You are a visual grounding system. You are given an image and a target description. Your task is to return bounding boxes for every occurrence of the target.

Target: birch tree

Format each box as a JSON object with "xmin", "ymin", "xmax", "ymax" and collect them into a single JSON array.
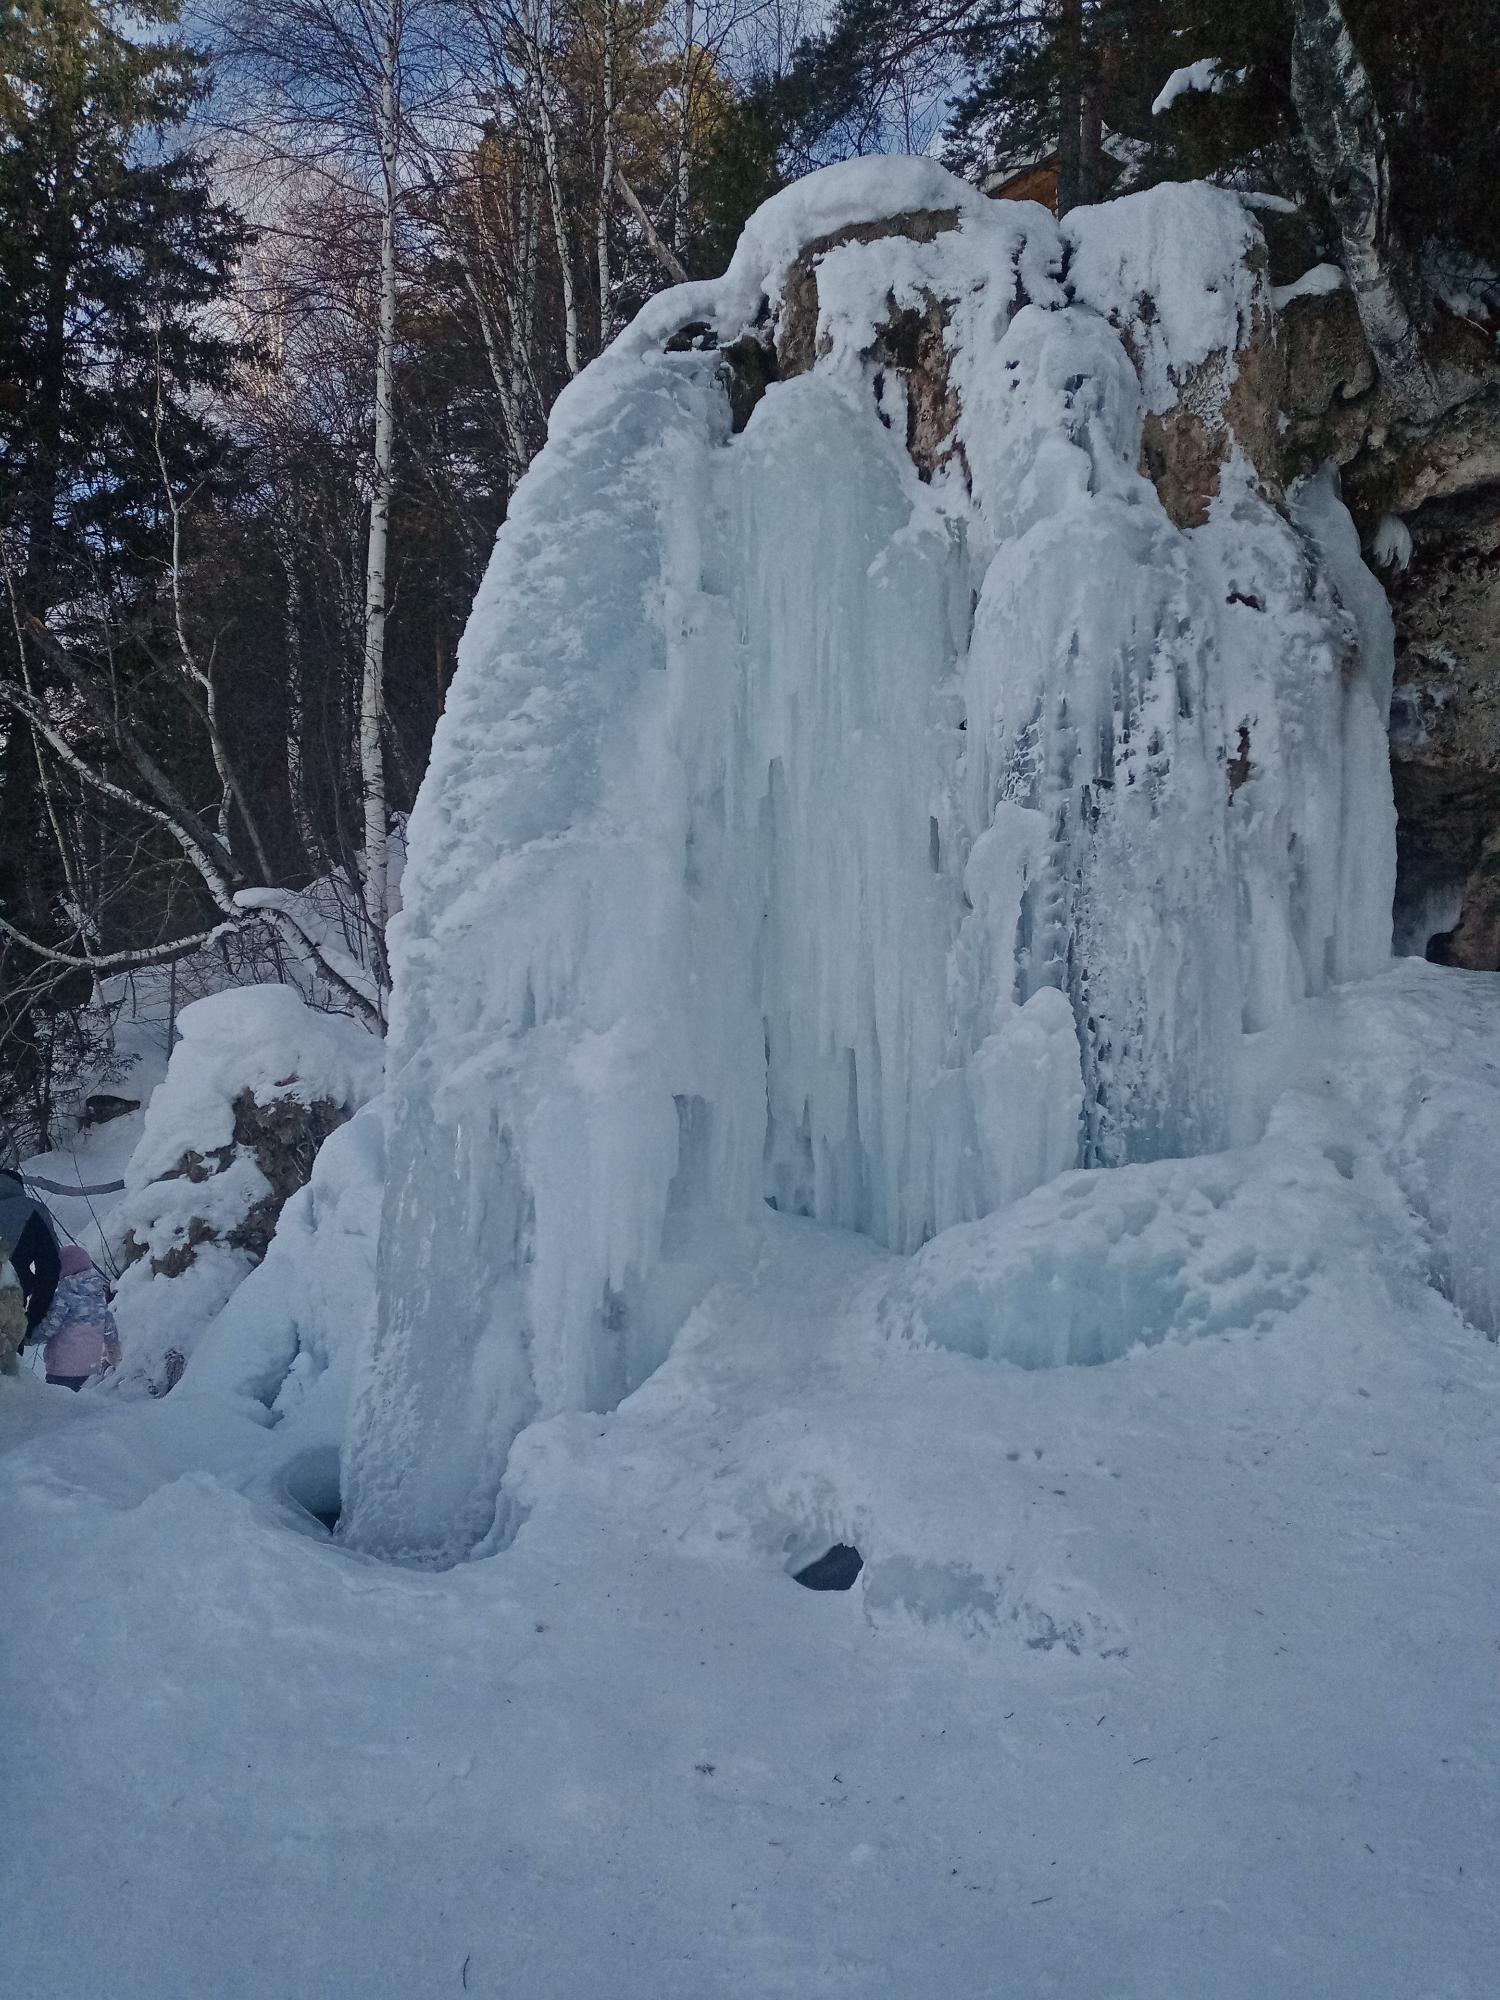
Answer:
[
  {"xmin": 361, "ymin": 4, "xmax": 402, "ymax": 984},
  {"xmin": 208, "ymin": 0, "xmax": 442, "ymax": 1002},
  {"xmin": 1290, "ymin": 0, "xmax": 1439, "ymax": 419}
]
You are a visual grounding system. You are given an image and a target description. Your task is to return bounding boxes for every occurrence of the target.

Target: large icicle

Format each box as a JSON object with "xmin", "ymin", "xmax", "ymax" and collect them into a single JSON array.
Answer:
[{"xmin": 340, "ymin": 162, "xmax": 1395, "ymax": 1563}]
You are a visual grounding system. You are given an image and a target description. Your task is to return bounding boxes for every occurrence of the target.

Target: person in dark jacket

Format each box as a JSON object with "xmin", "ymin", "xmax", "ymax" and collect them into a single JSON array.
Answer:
[{"xmin": 0, "ymin": 1169, "xmax": 61, "ymax": 1338}]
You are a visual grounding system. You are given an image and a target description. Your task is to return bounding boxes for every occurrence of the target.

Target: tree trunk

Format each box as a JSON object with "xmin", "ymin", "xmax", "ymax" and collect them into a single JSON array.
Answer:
[
  {"xmin": 359, "ymin": 22, "xmax": 399, "ymax": 1002},
  {"xmin": 532, "ymin": 9, "xmax": 581, "ymax": 378},
  {"xmin": 1291, "ymin": 0, "xmax": 1439, "ymax": 420},
  {"xmin": 1055, "ymin": 0, "xmax": 1083, "ymax": 217},
  {"xmin": 616, "ymin": 169, "xmax": 689, "ymax": 284},
  {"xmin": 277, "ymin": 511, "xmax": 324, "ymax": 874},
  {"xmin": 597, "ymin": 0, "xmax": 617, "ymax": 347},
  {"xmin": 673, "ymin": 0, "xmax": 694, "ymax": 262},
  {"xmin": 1079, "ymin": 78, "xmax": 1102, "ymax": 206}
]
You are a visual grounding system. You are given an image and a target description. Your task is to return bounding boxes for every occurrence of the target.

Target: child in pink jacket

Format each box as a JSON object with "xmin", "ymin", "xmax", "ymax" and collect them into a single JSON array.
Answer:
[{"xmin": 32, "ymin": 1246, "xmax": 120, "ymax": 1390}]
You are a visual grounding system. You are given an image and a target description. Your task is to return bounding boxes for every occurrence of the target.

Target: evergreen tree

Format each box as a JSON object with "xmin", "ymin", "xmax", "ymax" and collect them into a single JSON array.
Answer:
[
  {"xmin": 761, "ymin": 0, "xmax": 1500, "ymax": 259},
  {"xmin": 0, "ymin": 0, "xmax": 247, "ymax": 609},
  {"xmin": 0, "ymin": 0, "xmax": 249, "ymax": 1149},
  {"xmin": 944, "ymin": 0, "xmax": 1172, "ymax": 210},
  {"xmin": 1147, "ymin": 0, "xmax": 1500, "ymax": 268}
]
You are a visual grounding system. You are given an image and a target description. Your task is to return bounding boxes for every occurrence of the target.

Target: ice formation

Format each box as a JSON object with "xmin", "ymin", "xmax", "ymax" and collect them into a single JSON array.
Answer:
[{"xmin": 341, "ymin": 160, "xmax": 1396, "ymax": 1563}]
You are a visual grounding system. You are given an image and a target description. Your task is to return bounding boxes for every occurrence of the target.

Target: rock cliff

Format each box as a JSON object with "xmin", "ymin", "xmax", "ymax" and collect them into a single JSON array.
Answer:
[{"xmin": 1278, "ymin": 270, "xmax": 1500, "ymax": 963}]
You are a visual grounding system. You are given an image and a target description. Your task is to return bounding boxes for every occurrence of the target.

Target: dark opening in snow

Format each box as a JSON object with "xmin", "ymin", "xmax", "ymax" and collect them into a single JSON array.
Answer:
[
  {"xmin": 793, "ymin": 1544, "xmax": 864, "ymax": 1591},
  {"xmin": 279, "ymin": 1445, "xmax": 342, "ymax": 1535}
]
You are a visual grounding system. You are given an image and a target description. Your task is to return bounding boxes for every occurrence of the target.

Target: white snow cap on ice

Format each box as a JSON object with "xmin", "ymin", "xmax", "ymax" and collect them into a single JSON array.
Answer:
[{"xmin": 1271, "ymin": 262, "xmax": 1347, "ymax": 310}]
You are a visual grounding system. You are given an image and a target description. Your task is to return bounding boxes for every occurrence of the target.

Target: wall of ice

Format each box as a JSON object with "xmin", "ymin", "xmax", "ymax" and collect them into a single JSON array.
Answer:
[{"xmin": 341, "ymin": 159, "xmax": 1396, "ymax": 1564}]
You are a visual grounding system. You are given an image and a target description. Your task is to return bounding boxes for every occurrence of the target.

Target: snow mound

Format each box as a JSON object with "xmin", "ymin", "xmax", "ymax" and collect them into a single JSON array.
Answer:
[
  {"xmin": 1064, "ymin": 181, "xmax": 1262, "ymax": 413},
  {"xmin": 5, "ymin": 967, "xmax": 1500, "ymax": 1995},
  {"xmin": 876, "ymin": 1102, "xmax": 1401, "ymax": 1370},
  {"xmin": 122, "ymin": 985, "xmax": 380, "ymax": 1185},
  {"xmin": 342, "ymin": 162, "xmax": 1396, "ymax": 1564},
  {"xmin": 1240, "ymin": 959, "xmax": 1500, "ymax": 1342}
]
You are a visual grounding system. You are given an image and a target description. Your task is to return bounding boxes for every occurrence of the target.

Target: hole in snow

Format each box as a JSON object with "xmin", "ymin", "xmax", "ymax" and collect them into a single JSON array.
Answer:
[
  {"xmin": 278, "ymin": 1445, "xmax": 342, "ymax": 1534},
  {"xmin": 792, "ymin": 1544, "xmax": 864, "ymax": 1591}
]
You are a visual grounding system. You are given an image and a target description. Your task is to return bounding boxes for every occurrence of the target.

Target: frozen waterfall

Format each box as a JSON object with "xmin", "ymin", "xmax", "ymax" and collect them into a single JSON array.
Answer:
[{"xmin": 341, "ymin": 160, "xmax": 1395, "ymax": 1564}]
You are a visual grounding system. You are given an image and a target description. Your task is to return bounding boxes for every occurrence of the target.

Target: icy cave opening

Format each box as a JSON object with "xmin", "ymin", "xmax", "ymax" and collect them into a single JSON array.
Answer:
[{"xmin": 338, "ymin": 161, "xmax": 1398, "ymax": 1566}]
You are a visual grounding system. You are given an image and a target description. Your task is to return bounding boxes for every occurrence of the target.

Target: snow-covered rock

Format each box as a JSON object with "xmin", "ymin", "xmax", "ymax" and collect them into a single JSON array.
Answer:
[
  {"xmin": 111, "ymin": 986, "xmax": 382, "ymax": 1395},
  {"xmin": 341, "ymin": 161, "xmax": 1397, "ymax": 1564}
]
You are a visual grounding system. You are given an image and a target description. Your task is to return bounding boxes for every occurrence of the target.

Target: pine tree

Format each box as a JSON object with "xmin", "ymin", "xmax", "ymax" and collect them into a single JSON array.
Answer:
[
  {"xmin": 945, "ymin": 0, "xmax": 1175, "ymax": 210},
  {"xmin": 0, "ymin": 0, "xmax": 247, "ymax": 609},
  {"xmin": 762, "ymin": 0, "xmax": 1500, "ymax": 258},
  {"xmin": 0, "ymin": 0, "xmax": 249, "ymax": 1148}
]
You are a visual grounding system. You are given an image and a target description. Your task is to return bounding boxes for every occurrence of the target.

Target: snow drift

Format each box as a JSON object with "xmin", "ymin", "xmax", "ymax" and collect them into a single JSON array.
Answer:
[{"xmin": 341, "ymin": 160, "xmax": 1397, "ymax": 1564}]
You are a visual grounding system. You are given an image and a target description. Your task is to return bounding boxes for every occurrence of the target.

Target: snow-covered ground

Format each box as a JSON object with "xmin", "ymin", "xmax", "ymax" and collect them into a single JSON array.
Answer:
[
  {"xmin": 5, "ymin": 962, "xmax": 1499, "ymax": 1999},
  {"xmin": 5, "ymin": 161, "xmax": 1498, "ymax": 1996}
]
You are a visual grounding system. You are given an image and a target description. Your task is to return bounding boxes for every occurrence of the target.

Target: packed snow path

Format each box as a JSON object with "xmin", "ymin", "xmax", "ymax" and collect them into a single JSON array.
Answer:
[{"xmin": 7, "ymin": 968, "xmax": 1500, "ymax": 1997}]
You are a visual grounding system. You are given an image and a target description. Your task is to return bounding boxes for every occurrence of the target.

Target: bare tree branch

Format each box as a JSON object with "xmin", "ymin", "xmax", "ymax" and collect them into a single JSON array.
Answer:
[
  {"xmin": 616, "ymin": 169, "xmax": 689, "ymax": 284},
  {"xmin": 0, "ymin": 911, "xmax": 240, "ymax": 974}
]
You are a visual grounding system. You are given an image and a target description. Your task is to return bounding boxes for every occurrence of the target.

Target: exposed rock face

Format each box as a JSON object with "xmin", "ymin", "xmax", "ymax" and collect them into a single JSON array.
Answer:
[
  {"xmin": 773, "ymin": 208, "xmax": 962, "ymax": 379},
  {"xmin": 1435, "ymin": 828, "xmax": 1500, "ymax": 969},
  {"xmin": 1383, "ymin": 492, "xmax": 1500, "ymax": 963},
  {"xmin": 120, "ymin": 1089, "xmax": 352, "ymax": 1279},
  {"xmin": 1296, "ymin": 302, "xmax": 1500, "ymax": 960},
  {"xmin": 1139, "ymin": 272, "xmax": 1286, "ymax": 529},
  {"xmin": 1175, "ymin": 260, "xmax": 1500, "ymax": 964},
  {"xmin": 867, "ymin": 295, "xmax": 964, "ymax": 484},
  {"xmin": 1282, "ymin": 285, "xmax": 1378, "ymax": 450}
]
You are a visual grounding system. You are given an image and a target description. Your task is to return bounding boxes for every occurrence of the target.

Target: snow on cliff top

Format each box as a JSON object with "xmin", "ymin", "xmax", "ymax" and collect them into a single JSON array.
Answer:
[{"xmin": 553, "ymin": 158, "xmax": 1266, "ymax": 431}]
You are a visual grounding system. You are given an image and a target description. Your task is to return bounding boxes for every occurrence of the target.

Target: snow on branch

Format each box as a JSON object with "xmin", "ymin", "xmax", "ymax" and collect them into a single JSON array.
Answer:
[
  {"xmin": 1151, "ymin": 60, "xmax": 1241, "ymax": 118},
  {"xmin": 233, "ymin": 888, "xmax": 385, "ymax": 1029},
  {"xmin": 0, "ymin": 911, "xmax": 241, "ymax": 976}
]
